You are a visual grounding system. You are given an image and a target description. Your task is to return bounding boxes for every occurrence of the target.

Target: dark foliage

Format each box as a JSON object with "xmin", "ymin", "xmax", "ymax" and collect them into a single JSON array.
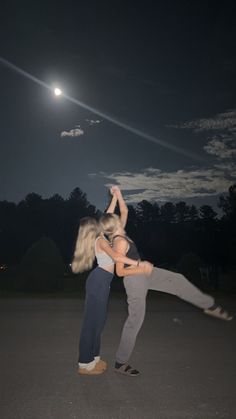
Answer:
[
  {"xmin": 0, "ymin": 184, "xmax": 235, "ymax": 292},
  {"xmin": 20, "ymin": 237, "xmax": 66, "ymax": 292},
  {"xmin": 0, "ymin": 187, "xmax": 100, "ymax": 266}
]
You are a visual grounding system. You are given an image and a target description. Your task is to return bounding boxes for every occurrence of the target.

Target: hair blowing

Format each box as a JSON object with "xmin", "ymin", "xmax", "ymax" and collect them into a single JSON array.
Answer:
[{"xmin": 71, "ymin": 217, "xmax": 100, "ymax": 273}]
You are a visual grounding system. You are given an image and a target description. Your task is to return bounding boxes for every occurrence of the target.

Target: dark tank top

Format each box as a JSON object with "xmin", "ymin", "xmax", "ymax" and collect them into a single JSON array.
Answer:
[{"xmin": 113, "ymin": 235, "xmax": 140, "ymax": 266}]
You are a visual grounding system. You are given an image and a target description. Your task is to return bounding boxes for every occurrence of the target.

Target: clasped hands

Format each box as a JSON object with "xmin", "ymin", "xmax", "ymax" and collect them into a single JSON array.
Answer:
[{"xmin": 110, "ymin": 185, "xmax": 121, "ymax": 196}]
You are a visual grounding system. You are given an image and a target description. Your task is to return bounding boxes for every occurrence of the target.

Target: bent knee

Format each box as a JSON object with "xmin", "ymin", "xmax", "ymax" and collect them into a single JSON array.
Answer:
[
  {"xmin": 127, "ymin": 305, "xmax": 146, "ymax": 327},
  {"xmin": 175, "ymin": 273, "xmax": 187, "ymax": 281}
]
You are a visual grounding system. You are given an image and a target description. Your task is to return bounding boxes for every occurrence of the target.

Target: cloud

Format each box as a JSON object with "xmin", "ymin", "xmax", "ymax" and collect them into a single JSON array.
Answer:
[
  {"xmin": 214, "ymin": 161, "xmax": 236, "ymax": 174},
  {"xmin": 203, "ymin": 136, "xmax": 236, "ymax": 159},
  {"xmin": 168, "ymin": 109, "xmax": 236, "ymax": 132},
  {"xmin": 85, "ymin": 119, "xmax": 101, "ymax": 126},
  {"xmin": 61, "ymin": 128, "xmax": 84, "ymax": 138},
  {"xmin": 89, "ymin": 166, "xmax": 234, "ymax": 204},
  {"xmin": 88, "ymin": 108, "xmax": 236, "ymax": 204},
  {"xmin": 168, "ymin": 108, "xmax": 236, "ymax": 162},
  {"xmin": 60, "ymin": 119, "xmax": 102, "ymax": 138}
]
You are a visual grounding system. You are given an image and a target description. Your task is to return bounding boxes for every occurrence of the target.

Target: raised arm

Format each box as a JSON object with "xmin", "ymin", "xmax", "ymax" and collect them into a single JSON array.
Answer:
[
  {"xmin": 105, "ymin": 191, "xmax": 117, "ymax": 214},
  {"xmin": 111, "ymin": 186, "xmax": 128, "ymax": 228}
]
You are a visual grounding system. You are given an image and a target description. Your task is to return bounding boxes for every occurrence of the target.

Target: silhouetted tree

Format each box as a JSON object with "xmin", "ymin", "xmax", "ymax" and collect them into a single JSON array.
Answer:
[
  {"xmin": 160, "ymin": 202, "xmax": 176, "ymax": 224},
  {"xmin": 63, "ymin": 187, "xmax": 99, "ymax": 261},
  {"xmin": 189, "ymin": 205, "xmax": 199, "ymax": 222},
  {"xmin": 126, "ymin": 205, "xmax": 139, "ymax": 237},
  {"xmin": 20, "ymin": 237, "xmax": 66, "ymax": 291},
  {"xmin": 218, "ymin": 184, "xmax": 236, "ymax": 268},
  {"xmin": 175, "ymin": 201, "xmax": 191, "ymax": 223},
  {"xmin": 0, "ymin": 187, "xmax": 99, "ymax": 267},
  {"xmin": 1, "ymin": 184, "xmax": 236, "ymax": 292},
  {"xmin": 218, "ymin": 184, "xmax": 236, "ymax": 220},
  {"xmin": 199, "ymin": 205, "xmax": 217, "ymax": 222},
  {"xmin": 177, "ymin": 252, "xmax": 204, "ymax": 286},
  {"xmin": 136, "ymin": 200, "xmax": 160, "ymax": 224},
  {"xmin": 0, "ymin": 201, "xmax": 17, "ymax": 264}
]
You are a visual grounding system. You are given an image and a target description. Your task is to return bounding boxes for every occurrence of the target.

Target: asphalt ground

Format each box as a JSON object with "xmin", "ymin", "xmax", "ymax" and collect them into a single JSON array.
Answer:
[{"xmin": 0, "ymin": 293, "xmax": 235, "ymax": 419}]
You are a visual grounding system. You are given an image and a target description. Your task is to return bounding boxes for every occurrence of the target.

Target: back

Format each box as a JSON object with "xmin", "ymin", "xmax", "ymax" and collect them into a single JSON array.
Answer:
[
  {"xmin": 113, "ymin": 235, "xmax": 140, "ymax": 267},
  {"xmin": 95, "ymin": 237, "xmax": 114, "ymax": 267}
]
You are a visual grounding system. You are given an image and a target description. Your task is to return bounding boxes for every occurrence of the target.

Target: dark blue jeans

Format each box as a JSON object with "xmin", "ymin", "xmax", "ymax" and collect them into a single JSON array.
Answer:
[{"xmin": 78, "ymin": 267, "xmax": 113, "ymax": 363}]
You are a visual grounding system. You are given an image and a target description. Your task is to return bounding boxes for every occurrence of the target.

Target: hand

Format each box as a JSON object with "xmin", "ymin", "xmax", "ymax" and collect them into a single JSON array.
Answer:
[
  {"xmin": 139, "ymin": 261, "xmax": 147, "ymax": 268},
  {"xmin": 111, "ymin": 185, "xmax": 121, "ymax": 195},
  {"xmin": 140, "ymin": 261, "xmax": 153, "ymax": 276},
  {"xmin": 110, "ymin": 186, "xmax": 115, "ymax": 195}
]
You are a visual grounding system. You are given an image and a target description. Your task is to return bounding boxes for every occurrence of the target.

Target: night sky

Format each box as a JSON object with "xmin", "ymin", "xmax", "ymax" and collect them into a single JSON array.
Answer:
[{"xmin": 1, "ymin": 0, "xmax": 236, "ymax": 211}]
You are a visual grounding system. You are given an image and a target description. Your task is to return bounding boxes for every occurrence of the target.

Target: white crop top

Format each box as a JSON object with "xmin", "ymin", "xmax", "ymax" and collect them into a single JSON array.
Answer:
[{"xmin": 95, "ymin": 237, "xmax": 114, "ymax": 267}]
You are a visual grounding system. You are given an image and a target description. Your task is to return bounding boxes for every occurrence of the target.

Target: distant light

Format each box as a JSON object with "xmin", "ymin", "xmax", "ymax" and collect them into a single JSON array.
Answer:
[{"xmin": 54, "ymin": 87, "xmax": 62, "ymax": 96}]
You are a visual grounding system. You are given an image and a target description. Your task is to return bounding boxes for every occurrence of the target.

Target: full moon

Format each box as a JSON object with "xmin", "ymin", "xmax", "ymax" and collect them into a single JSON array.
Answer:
[{"xmin": 54, "ymin": 87, "xmax": 62, "ymax": 96}]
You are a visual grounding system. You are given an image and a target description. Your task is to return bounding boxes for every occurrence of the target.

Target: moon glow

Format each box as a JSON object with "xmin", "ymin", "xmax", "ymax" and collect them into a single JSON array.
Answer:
[{"xmin": 54, "ymin": 87, "xmax": 62, "ymax": 96}]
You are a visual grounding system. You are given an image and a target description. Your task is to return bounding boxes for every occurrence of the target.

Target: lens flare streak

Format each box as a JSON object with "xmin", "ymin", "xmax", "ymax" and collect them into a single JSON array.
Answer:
[{"xmin": 0, "ymin": 56, "xmax": 205, "ymax": 162}]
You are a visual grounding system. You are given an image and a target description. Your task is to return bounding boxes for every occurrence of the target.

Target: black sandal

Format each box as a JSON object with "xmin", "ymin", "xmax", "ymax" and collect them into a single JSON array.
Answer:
[{"xmin": 114, "ymin": 362, "xmax": 140, "ymax": 376}]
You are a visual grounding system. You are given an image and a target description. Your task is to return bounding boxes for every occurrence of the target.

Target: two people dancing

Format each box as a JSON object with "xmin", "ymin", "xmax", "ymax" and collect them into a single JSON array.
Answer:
[{"xmin": 72, "ymin": 186, "xmax": 233, "ymax": 376}]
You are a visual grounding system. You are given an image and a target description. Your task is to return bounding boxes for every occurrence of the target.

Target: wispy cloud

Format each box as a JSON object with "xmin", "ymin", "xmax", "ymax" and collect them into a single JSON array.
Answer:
[
  {"xmin": 204, "ymin": 136, "xmax": 236, "ymax": 159},
  {"xmin": 89, "ymin": 109, "xmax": 236, "ymax": 204},
  {"xmin": 169, "ymin": 109, "xmax": 236, "ymax": 160},
  {"xmin": 90, "ymin": 166, "xmax": 234, "ymax": 203},
  {"xmin": 168, "ymin": 109, "xmax": 236, "ymax": 132},
  {"xmin": 85, "ymin": 119, "xmax": 101, "ymax": 126},
  {"xmin": 61, "ymin": 128, "xmax": 84, "ymax": 138}
]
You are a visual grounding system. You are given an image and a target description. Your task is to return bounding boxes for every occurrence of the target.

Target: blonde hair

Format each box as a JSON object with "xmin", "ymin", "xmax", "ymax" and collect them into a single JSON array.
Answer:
[
  {"xmin": 72, "ymin": 217, "xmax": 100, "ymax": 273},
  {"xmin": 99, "ymin": 213, "xmax": 122, "ymax": 242}
]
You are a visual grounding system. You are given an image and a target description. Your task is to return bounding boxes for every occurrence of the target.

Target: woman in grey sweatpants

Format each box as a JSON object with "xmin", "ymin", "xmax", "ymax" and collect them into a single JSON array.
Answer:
[
  {"xmin": 100, "ymin": 187, "xmax": 233, "ymax": 376},
  {"xmin": 116, "ymin": 263, "xmax": 214, "ymax": 369}
]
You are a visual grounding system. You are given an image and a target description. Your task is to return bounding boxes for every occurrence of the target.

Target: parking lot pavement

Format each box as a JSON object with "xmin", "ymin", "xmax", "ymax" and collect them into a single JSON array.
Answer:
[{"xmin": 0, "ymin": 295, "xmax": 235, "ymax": 419}]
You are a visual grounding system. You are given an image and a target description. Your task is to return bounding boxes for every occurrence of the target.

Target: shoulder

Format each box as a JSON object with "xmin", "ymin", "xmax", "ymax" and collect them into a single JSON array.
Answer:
[
  {"xmin": 95, "ymin": 236, "xmax": 102, "ymax": 246},
  {"xmin": 113, "ymin": 235, "xmax": 132, "ymax": 244},
  {"xmin": 98, "ymin": 236, "xmax": 111, "ymax": 250},
  {"xmin": 96, "ymin": 235, "xmax": 108, "ymax": 244},
  {"xmin": 113, "ymin": 236, "xmax": 127, "ymax": 244},
  {"xmin": 112, "ymin": 236, "xmax": 129, "ymax": 252},
  {"xmin": 95, "ymin": 236, "xmax": 105, "ymax": 251}
]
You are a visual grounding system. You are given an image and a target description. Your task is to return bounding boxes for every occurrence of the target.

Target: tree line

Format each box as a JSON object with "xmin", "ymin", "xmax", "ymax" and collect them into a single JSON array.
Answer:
[
  {"xmin": 126, "ymin": 185, "xmax": 236, "ymax": 272},
  {"xmin": 0, "ymin": 185, "xmax": 235, "ymax": 278},
  {"xmin": 0, "ymin": 188, "xmax": 99, "ymax": 266}
]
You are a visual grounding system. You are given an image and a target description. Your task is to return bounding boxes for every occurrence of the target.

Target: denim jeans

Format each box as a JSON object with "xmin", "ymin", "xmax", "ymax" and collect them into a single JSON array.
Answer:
[{"xmin": 78, "ymin": 267, "xmax": 113, "ymax": 363}]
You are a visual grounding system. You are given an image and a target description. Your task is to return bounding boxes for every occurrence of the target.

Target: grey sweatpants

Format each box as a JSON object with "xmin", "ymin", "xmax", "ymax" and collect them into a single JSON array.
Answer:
[{"xmin": 116, "ymin": 267, "xmax": 214, "ymax": 364}]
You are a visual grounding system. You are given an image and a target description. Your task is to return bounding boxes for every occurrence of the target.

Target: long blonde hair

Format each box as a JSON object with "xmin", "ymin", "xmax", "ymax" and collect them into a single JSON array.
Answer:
[
  {"xmin": 72, "ymin": 217, "xmax": 100, "ymax": 273},
  {"xmin": 99, "ymin": 213, "xmax": 122, "ymax": 242}
]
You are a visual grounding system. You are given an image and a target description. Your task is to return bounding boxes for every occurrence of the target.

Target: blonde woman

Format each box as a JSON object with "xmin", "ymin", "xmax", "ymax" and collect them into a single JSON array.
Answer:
[
  {"xmin": 100, "ymin": 187, "xmax": 233, "ymax": 376},
  {"xmin": 71, "ymin": 193, "xmax": 153, "ymax": 376}
]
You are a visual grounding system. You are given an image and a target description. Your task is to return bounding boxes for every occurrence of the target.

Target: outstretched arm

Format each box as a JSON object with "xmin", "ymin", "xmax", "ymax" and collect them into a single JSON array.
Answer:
[{"xmin": 111, "ymin": 186, "xmax": 128, "ymax": 228}]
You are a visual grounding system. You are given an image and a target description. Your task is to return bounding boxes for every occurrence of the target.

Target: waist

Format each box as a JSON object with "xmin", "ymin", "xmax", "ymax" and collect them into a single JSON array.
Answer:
[
  {"xmin": 126, "ymin": 246, "xmax": 140, "ymax": 261},
  {"xmin": 96, "ymin": 264, "xmax": 114, "ymax": 274},
  {"xmin": 124, "ymin": 258, "xmax": 139, "ymax": 268}
]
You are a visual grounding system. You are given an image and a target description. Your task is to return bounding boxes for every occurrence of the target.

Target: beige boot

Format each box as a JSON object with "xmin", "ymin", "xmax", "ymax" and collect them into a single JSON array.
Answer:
[
  {"xmin": 78, "ymin": 363, "xmax": 106, "ymax": 375},
  {"xmin": 96, "ymin": 359, "xmax": 107, "ymax": 370}
]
